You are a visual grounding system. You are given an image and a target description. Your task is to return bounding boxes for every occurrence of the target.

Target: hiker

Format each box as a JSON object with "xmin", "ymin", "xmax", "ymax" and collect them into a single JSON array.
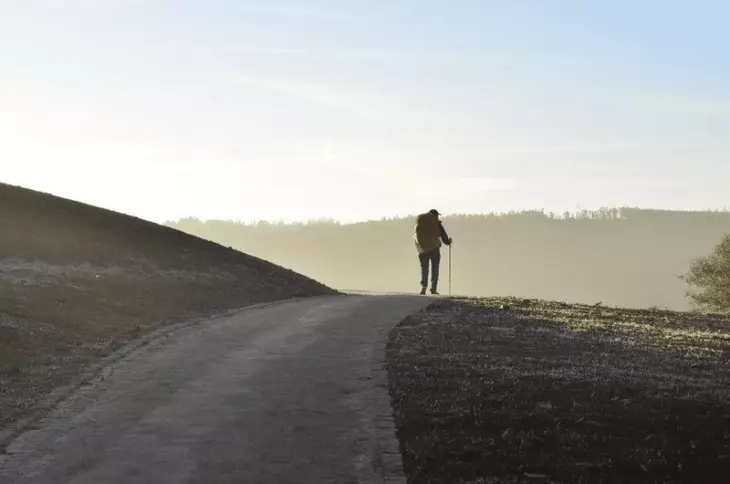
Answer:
[{"xmin": 414, "ymin": 209, "xmax": 452, "ymax": 295}]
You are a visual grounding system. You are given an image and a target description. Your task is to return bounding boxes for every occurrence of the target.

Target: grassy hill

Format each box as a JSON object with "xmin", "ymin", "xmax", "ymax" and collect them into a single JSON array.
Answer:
[{"xmin": 0, "ymin": 182, "xmax": 336, "ymax": 431}]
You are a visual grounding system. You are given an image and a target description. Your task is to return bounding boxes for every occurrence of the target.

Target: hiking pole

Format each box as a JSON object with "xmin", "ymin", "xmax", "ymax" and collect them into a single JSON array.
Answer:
[{"xmin": 449, "ymin": 243, "xmax": 452, "ymax": 295}]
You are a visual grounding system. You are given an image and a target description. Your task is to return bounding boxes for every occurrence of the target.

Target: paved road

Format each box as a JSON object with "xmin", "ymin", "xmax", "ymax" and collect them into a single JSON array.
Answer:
[{"xmin": 0, "ymin": 295, "xmax": 430, "ymax": 484}]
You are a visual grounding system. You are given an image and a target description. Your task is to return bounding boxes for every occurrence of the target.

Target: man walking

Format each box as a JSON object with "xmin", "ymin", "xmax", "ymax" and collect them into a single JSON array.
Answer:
[{"xmin": 414, "ymin": 209, "xmax": 452, "ymax": 295}]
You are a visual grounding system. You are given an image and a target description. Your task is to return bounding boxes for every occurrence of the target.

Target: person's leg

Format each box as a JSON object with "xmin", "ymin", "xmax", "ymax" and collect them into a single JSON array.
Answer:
[
  {"xmin": 430, "ymin": 249, "xmax": 441, "ymax": 294},
  {"xmin": 418, "ymin": 252, "xmax": 429, "ymax": 294}
]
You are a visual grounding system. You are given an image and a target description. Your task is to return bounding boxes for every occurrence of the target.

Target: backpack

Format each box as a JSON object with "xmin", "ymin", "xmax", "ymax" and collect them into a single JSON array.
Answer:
[{"xmin": 414, "ymin": 212, "xmax": 441, "ymax": 254}]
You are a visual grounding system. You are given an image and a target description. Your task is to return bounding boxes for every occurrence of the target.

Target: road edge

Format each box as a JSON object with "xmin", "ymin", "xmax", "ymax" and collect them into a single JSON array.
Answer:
[
  {"xmin": 369, "ymin": 301, "xmax": 437, "ymax": 483},
  {"xmin": 0, "ymin": 295, "xmax": 342, "ymax": 454}
]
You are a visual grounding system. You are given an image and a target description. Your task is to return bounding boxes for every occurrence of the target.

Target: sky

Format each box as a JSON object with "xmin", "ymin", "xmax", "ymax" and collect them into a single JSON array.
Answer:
[{"xmin": 2, "ymin": 0, "xmax": 728, "ymax": 223}]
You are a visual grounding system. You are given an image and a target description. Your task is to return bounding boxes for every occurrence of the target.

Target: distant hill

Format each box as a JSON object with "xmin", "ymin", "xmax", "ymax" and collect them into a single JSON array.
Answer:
[
  {"xmin": 0, "ymin": 182, "xmax": 336, "ymax": 430},
  {"xmin": 168, "ymin": 208, "xmax": 730, "ymax": 310}
]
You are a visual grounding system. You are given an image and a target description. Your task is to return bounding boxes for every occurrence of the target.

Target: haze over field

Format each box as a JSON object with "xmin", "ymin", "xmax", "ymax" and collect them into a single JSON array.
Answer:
[
  {"xmin": 169, "ymin": 209, "xmax": 730, "ymax": 311},
  {"xmin": 2, "ymin": 0, "xmax": 729, "ymax": 224}
]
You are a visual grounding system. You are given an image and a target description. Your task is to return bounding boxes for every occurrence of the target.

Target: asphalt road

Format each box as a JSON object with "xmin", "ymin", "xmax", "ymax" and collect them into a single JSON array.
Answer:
[{"xmin": 0, "ymin": 295, "xmax": 431, "ymax": 484}]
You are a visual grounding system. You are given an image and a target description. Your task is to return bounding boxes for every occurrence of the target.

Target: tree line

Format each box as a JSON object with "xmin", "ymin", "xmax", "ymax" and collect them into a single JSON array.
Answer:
[{"xmin": 167, "ymin": 208, "xmax": 730, "ymax": 311}]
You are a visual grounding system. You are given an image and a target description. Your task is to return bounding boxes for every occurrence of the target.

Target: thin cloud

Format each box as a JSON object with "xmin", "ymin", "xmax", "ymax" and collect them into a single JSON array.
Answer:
[
  {"xmin": 236, "ymin": 4, "xmax": 357, "ymax": 23},
  {"xmin": 236, "ymin": 75, "xmax": 401, "ymax": 124},
  {"xmin": 655, "ymin": 97, "xmax": 730, "ymax": 117},
  {"xmin": 471, "ymin": 142, "xmax": 643, "ymax": 155},
  {"xmin": 214, "ymin": 45, "xmax": 466, "ymax": 62},
  {"xmin": 222, "ymin": 47, "xmax": 312, "ymax": 56},
  {"xmin": 235, "ymin": 74, "xmax": 472, "ymax": 127},
  {"xmin": 406, "ymin": 177, "xmax": 517, "ymax": 194},
  {"xmin": 24, "ymin": 0, "xmax": 150, "ymax": 9},
  {"xmin": 519, "ymin": 175, "xmax": 683, "ymax": 191},
  {"xmin": 626, "ymin": 89, "xmax": 730, "ymax": 118}
]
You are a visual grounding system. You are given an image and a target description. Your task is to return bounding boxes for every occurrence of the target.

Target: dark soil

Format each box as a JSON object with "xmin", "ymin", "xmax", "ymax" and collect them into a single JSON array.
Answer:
[{"xmin": 387, "ymin": 297, "xmax": 730, "ymax": 483}]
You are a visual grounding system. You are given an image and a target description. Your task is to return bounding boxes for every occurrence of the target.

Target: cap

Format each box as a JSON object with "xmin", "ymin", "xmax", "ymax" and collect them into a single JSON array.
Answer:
[{"xmin": 428, "ymin": 209, "xmax": 440, "ymax": 216}]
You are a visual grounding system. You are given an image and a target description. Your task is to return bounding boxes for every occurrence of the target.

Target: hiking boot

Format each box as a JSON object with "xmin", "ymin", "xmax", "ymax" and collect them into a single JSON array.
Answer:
[{"xmin": 419, "ymin": 286, "xmax": 427, "ymax": 295}]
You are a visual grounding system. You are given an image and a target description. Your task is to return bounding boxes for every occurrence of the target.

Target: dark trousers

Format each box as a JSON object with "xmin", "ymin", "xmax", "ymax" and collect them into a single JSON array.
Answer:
[{"xmin": 419, "ymin": 248, "xmax": 441, "ymax": 289}]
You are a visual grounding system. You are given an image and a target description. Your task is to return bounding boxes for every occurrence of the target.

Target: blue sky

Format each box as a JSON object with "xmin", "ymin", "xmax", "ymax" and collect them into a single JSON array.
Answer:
[{"xmin": 2, "ymin": 0, "xmax": 728, "ymax": 222}]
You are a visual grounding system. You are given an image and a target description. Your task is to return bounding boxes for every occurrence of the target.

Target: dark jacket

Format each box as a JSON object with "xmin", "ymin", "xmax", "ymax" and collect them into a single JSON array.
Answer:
[{"xmin": 438, "ymin": 222, "xmax": 451, "ymax": 246}]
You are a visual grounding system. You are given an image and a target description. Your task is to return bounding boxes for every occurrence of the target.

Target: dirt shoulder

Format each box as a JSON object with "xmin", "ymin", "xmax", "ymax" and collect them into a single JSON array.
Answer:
[{"xmin": 387, "ymin": 297, "xmax": 730, "ymax": 483}]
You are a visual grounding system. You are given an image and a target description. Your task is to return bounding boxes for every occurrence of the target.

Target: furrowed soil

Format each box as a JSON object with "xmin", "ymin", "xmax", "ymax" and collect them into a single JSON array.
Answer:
[
  {"xmin": 0, "ymin": 183, "xmax": 337, "ymax": 433},
  {"xmin": 387, "ymin": 297, "xmax": 730, "ymax": 484}
]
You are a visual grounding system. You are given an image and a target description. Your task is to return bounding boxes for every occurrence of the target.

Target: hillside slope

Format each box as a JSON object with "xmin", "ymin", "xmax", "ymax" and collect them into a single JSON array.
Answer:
[{"xmin": 0, "ymin": 182, "xmax": 336, "ymax": 429}]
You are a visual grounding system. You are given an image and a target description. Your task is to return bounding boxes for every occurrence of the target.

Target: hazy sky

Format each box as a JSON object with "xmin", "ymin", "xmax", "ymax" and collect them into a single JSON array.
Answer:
[{"xmin": 2, "ymin": 0, "xmax": 728, "ymax": 223}]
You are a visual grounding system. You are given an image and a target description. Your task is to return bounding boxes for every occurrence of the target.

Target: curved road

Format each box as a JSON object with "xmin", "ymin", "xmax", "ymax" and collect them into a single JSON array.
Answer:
[{"xmin": 0, "ymin": 295, "xmax": 430, "ymax": 484}]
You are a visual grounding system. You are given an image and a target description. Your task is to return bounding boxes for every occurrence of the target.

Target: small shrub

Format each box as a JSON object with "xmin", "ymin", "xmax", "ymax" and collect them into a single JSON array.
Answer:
[{"xmin": 684, "ymin": 235, "xmax": 730, "ymax": 313}]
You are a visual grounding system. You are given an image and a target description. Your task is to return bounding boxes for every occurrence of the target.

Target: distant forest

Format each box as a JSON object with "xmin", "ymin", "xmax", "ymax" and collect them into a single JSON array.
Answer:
[{"xmin": 167, "ymin": 208, "xmax": 730, "ymax": 310}]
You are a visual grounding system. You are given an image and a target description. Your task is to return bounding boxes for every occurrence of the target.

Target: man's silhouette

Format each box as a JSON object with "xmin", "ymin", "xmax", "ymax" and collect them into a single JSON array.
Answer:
[{"xmin": 414, "ymin": 209, "xmax": 452, "ymax": 295}]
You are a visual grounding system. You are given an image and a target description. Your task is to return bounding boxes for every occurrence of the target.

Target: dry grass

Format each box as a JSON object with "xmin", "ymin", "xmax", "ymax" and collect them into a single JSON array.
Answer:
[{"xmin": 387, "ymin": 297, "xmax": 730, "ymax": 483}]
